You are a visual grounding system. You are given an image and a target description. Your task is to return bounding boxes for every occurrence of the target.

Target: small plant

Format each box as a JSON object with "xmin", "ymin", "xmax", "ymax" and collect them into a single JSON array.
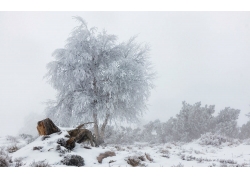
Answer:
[
  {"xmin": 196, "ymin": 157, "xmax": 203, "ymax": 163},
  {"xmin": 165, "ymin": 144, "xmax": 172, "ymax": 149},
  {"xmin": 162, "ymin": 154, "xmax": 170, "ymax": 158},
  {"xmin": 114, "ymin": 145, "xmax": 125, "ymax": 151},
  {"xmin": 172, "ymin": 162, "xmax": 184, "ymax": 167},
  {"xmin": 145, "ymin": 153, "xmax": 153, "ymax": 162},
  {"xmin": 57, "ymin": 138, "xmax": 66, "ymax": 147},
  {"xmin": 218, "ymin": 159, "xmax": 237, "ymax": 164},
  {"xmin": 127, "ymin": 146, "xmax": 132, "ymax": 149},
  {"xmin": 194, "ymin": 150, "xmax": 204, "ymax": 154},
  {"xmin": 33, "ymin": 146, "xmax": 43, "ymax": 151},
  {"xmin": 0, "ymin": 156, "xmax": 10, "ymax": 167},
  {"xmin": 186, "ymin": 155, "xmax": 196, "ymax": 161},
  {"xmin": 58, "ymin": 147, "xmax": 71, "ymax": 156},
  {"xmin": 159, "ymin": 148, "xmax": 169, "ymax": 154},
  {"xmin": 7, "ymin": 144, "xmax": 20, "ymax": 153},
  {"xmin": 125, "ymin": 156, "xmax": 146, "ymax": 167},
  {"xmin": 14, "ymin": 157, "xmax": 25, "ymax": 167},
  {"xmin": 208, "ymin": 163, "xmax": 217, "ymax": 167},
  {"xmin": 61, "ymin": 155, "xmax": 84, "ymax": 167},
  {"xmin": 41, "ymin": 135, "xmax": 50, "ymax": 141},
  {"xmin": 180, "ymin": 154, "xmax": 185, "ymax": 160},
  {"xmin": 220, "ymin": 163, "xmax": 227, "ymax": 167},
  {"xmin": 29, "ymin": 160, "xmax": 51, "ymax": 167},
  {"xmin": 138, "ymin": 155, "xmax": 146, "ymax": 161},
  {"xmin": 19, "ymin": 134, "xmax": 36, "ymax": 144},
  {"xmin": 6, "ymin": 135, "xmax": 19, "ymax": 143}
]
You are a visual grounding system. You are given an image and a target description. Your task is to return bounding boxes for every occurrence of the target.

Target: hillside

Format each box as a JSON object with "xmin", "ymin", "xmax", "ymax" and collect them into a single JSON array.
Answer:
[{"xmin": 1, "ymin": 129, "xmax": 250, "ymax": 167}]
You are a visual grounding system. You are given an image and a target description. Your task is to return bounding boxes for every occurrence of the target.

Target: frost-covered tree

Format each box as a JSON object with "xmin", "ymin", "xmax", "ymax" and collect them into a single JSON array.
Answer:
[
  {"xmin": 169, "ymin": 102, "xmax": 215, "ymax": 142},
  {"xmin": 45, "ymin": 17, "xmax": 155, "ymax": 145},
  {"xmin": 214, "ymin": 107, "xmax": 240, "ymax": 138},
  {"xmin": 239, "ymin": 121, "xmax": 250, "ymax": 139},
  {"xmin": 140, "ymin": 119, "xmax": 168, "ymax": 144}
]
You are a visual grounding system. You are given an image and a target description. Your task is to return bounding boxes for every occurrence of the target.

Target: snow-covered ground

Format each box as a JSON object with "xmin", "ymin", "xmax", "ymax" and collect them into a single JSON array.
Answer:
[{"xmin": 1, "ymin": 129, "xmax": 250, "ymax": 167}]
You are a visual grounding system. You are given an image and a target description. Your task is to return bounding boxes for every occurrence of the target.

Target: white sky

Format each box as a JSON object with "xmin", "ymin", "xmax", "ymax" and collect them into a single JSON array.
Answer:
[{"xmin": 1, "ymin": 11, "xmax": 250, "ymax": 136}]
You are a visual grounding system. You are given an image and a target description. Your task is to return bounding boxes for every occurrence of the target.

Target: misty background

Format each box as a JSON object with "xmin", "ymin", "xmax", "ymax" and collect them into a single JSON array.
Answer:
[{"xmin": 1, "ymin": 11, "xmax": 250, "ymax": 136}]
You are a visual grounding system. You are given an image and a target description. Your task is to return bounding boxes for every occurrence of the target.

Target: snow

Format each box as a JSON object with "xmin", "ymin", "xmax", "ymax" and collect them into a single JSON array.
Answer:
[{"xmin": 1, "ymin": 129, "xmax": 250, "ymax": 167}]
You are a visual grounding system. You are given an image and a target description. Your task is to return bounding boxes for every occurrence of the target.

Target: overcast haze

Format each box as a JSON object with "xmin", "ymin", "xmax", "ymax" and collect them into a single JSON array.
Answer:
[{"xmin": 1, "ymin": 11, "xmax": 250, "ymax": 136}]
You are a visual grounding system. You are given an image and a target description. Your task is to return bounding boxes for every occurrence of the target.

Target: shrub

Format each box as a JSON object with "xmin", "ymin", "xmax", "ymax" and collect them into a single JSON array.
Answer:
[
  {"xmin": 61, "ymin": 155, "xmax": 84, "ymax": 167},
  {"xmin": 239, "ymin": 121, "xmax": 250, "ymax": 139},
  {"xmin": 7, "ymin": 144, "xmax": 20, "ymax": 153},
  {"xmin": 33, "ymin": 146, "xmax": 43, "ymax": 151},
  {"xmin": 13, "ymin": 157, "xmax": 25, "ymax": 167},
  {"xmin": 0, "ymin": 156, "xmax": 10, "ymax": 167},
  {"xmin": 0, "ymin": 148, "xmax": 12, "ymax": 167},
  {"xmin": 19, "ymin": 133, "xmax": 36, "ymax": 144},
  {"xmin": 199, "ymin": 132, "xmax": 240, "ymax": 147},
  {"xmin": 214, "ymin": 107, "xmax": 240, "ymax": 138},
  {"xmin": 29, "ymin": 160, "xmax": 51, "ymax": 167},
  {"xmin": 6, "ymin": 135, "xmax": 19, "ymax": 143},
  {"xmin": 125, "ymin": 156, "xmax": 146, "ymax": 167}
]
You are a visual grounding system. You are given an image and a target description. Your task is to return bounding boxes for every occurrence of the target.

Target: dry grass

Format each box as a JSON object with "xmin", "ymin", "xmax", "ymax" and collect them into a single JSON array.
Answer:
[
  {"xmin": 145, "ymin": 153, "xmax": 153, "ymax": 162},
  {"xmin": 97, "ymin": 151, "xmax": 116, "ymax": 163}
]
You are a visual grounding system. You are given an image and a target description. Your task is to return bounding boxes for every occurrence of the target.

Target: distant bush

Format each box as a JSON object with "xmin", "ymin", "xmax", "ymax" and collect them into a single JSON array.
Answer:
[
  {"xmin": 100, "ymin": 102, "xmax": 242, "ymax": 144},
  {"xmin": 239, "ymin": 121, "xmax": 250, "ymax": 140},
  {"xmin": 61, "ymin": 155, "xmax": 84, "ymax": 167},
  {"xmin": 168, "ymin": 102, "xmax": 216, "ymax": 142},
  {"xmin": 198, "ymin": 132, "xmax": 240, "ymax": 147},
  {"xmin": 104, "ymin": 125, "xmax": 142, "ymax": 144},
  {"xmin": 19, "ymin": 133, "xmax": 36, "ymax": 144},
  {"xmin": 6, "ymin": 135, "xmax": 19, "ymax": 143},
  {"xmin": 214, "ymin": 107, "xmax": 240, "ymax": 138}
]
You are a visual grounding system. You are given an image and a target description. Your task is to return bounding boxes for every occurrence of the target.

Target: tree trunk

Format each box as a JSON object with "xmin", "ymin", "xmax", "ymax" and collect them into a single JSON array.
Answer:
[
  {"xmin": 93, "ymin": 112, "xmax": 101, "ymax": 145},
  {"xmin": 37, "ymin": 118, "xmax": 61, "ymax": 135},
  {"xmin": 100, "ymin": 113, "xmax": 110, "ymax": 143}
]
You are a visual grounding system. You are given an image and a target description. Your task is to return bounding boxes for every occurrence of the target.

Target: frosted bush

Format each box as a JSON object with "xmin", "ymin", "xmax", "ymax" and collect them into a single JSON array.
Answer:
[
  {"xmin": 6, "ymin": 135, "xmax": 19, "ymax": 143},
  {"xmin": 61, "ymin": 154, "xmax": 84, "ymax": 167},
  {"xmin": 199, "ymin": 132, "xmax": 240, "ymax": 147}
]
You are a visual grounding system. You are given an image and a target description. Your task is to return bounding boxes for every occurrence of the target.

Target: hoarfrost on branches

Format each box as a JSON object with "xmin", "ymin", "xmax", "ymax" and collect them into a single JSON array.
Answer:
[{"xmin": 45, "ymin": 17, "xmax": 155, "ymax": 144}]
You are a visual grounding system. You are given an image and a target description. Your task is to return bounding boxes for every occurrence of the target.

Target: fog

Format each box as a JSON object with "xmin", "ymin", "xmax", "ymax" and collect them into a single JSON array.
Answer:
[{"xmin": 1, "ymin": 12, "xmax": 250, "ymax": 136}]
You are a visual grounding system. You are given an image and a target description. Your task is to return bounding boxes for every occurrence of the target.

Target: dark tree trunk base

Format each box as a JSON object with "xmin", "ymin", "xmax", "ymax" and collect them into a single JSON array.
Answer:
[{"xmin": 37, "ymin": 118, "xmax": 61, "ymax": 136}]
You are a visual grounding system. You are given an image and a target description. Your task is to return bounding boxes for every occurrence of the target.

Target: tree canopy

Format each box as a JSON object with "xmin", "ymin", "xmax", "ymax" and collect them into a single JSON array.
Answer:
[{"xmin": 45, "ymin": 16, "xmax": 155, "ymax": 134}]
